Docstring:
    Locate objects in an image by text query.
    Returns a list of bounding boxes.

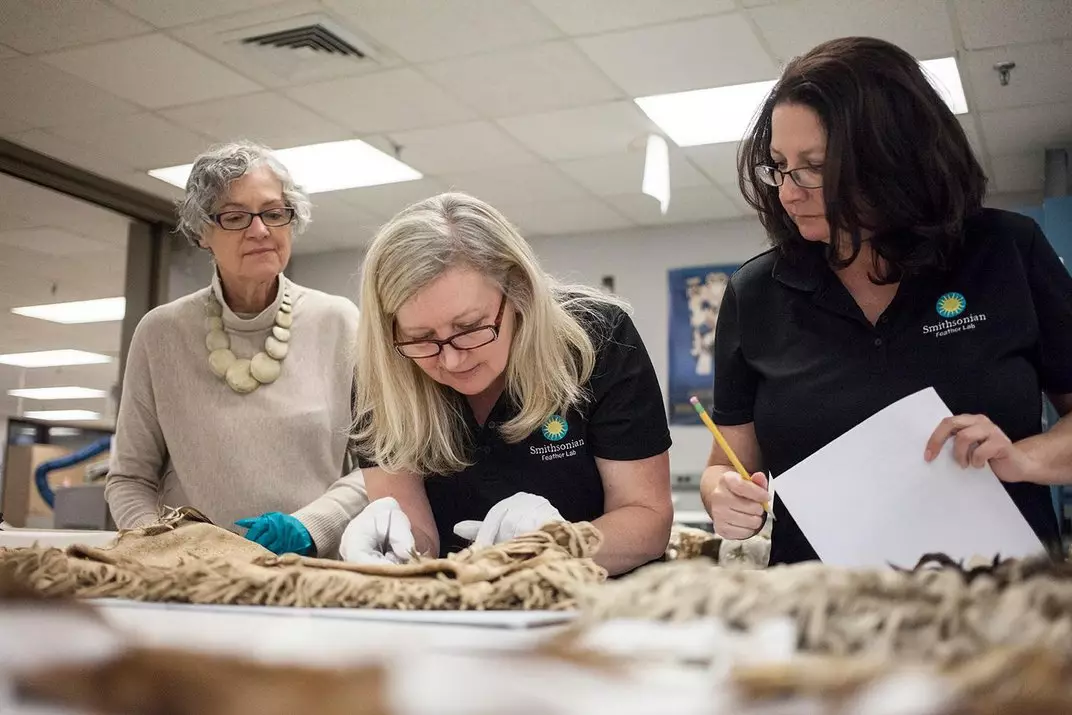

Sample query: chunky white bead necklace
[204,288,294,394]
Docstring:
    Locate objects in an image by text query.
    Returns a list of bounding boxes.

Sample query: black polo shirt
[365,302,672,555]
[713,208,1072,565]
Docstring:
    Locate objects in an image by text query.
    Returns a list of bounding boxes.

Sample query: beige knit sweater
[105,272,368,556]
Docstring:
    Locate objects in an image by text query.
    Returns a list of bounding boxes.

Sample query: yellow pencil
[689,396,772,516]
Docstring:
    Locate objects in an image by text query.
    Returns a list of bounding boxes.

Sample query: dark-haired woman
[700,36,1072,564]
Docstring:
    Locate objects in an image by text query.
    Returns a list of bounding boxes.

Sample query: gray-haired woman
[105,140,368,557]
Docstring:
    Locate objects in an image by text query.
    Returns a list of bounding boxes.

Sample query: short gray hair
[176,140,312,246]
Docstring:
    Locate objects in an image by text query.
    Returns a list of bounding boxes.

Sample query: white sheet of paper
[773,387,1045,569]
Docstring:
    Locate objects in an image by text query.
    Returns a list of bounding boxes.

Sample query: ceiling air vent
[241,23,366,59]
[213,14,387,84]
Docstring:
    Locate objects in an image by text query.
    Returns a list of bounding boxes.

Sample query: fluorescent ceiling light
[0,350,113,368]
[12,297,125,324]
[23,409,101,422]
[635,57,967,148]
[635,80,776,148]
[920,56,968,116]
[642,134,670,215]
[8,386,108,400]
[149,139,423,194]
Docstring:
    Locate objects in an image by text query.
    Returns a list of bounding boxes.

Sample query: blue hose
[34,436,112,508]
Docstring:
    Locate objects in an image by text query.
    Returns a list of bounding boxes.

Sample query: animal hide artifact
[580,552,1072,664]
[0,506,606,610]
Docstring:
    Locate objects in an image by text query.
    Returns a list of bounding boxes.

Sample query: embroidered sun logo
[541,414,569,442]
[936,292,966,319]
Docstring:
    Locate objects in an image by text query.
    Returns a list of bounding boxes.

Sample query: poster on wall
[667,263,740,426]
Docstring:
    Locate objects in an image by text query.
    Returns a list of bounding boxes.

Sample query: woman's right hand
[339,497,416,564]
[700,467,769,540]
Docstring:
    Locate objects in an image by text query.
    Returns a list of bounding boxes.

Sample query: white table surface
[3,599,572,715]
[1,525,577,713]
[95,599,568,661]
[0,526,118,549]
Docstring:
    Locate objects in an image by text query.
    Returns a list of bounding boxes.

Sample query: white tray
[89,598,577,629]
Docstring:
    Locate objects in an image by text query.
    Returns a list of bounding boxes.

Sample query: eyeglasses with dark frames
[393,296,507,359]
[212,207,296,231]
[754,164,824,189]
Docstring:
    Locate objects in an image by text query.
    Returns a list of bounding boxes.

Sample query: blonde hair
[354,192,628,476]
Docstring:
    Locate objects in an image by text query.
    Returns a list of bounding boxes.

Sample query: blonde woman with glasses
[340,193,673,575]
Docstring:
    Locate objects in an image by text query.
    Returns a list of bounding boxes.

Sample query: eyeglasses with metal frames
[754,164,824,189]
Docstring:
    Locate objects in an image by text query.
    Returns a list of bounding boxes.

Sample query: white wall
[286,218,770,476]
[527,219,769,476]
[167,238,214,303]
[288,249,364,303]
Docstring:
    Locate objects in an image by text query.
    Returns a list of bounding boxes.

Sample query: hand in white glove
[339,497,416,565]
[453,492,564,548]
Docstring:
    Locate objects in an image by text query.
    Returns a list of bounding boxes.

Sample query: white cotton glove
[339,497,416,565]
[453,492,564,548]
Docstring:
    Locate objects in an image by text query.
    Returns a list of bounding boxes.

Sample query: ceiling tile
[296,195,385,253]
[336,177,447,219]
[0,57,141,130]
[285,68,476,134]
[0,174,132,247]
[12,128,132,179]
[11,128,185,201]
[0,249,126,306]
[0,0,151,54]
[169,4,401,90]
[606,186,740,225]
[498,101,657,161]
[161,92,351,148]
[957,115,986,162]
[0,44,20,60]
[980,102,1072,155]
[576,14,777,96]
[442,163,589,205]
[955,0,1072,50]
[724,186,755,217]
[0,114,33,136]
[421,41,623,118]
[989,152,1045,194]
[389,121,538,174]
[530,0,735,35]
[44,114,214,170]
[0,227,113,257]
[0,211,36,233]
[96,169,186,202]
[41,34,262,109]
[964,41,1072,112]
[750,0,955,61]
[108,0,288,28]
[323,0,562,63]
[681,142,742,186]
[497,198,633,236]
[557,150,710,196]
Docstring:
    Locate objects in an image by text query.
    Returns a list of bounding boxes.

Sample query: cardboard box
[1,444,109,528]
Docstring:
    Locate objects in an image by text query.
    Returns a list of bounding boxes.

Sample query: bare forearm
[1017,413,1072,485]
[590,505,672,576]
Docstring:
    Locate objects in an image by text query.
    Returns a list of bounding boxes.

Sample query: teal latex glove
[235,512,314,556]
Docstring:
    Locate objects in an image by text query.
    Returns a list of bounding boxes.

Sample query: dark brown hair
[738,37,987,283]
